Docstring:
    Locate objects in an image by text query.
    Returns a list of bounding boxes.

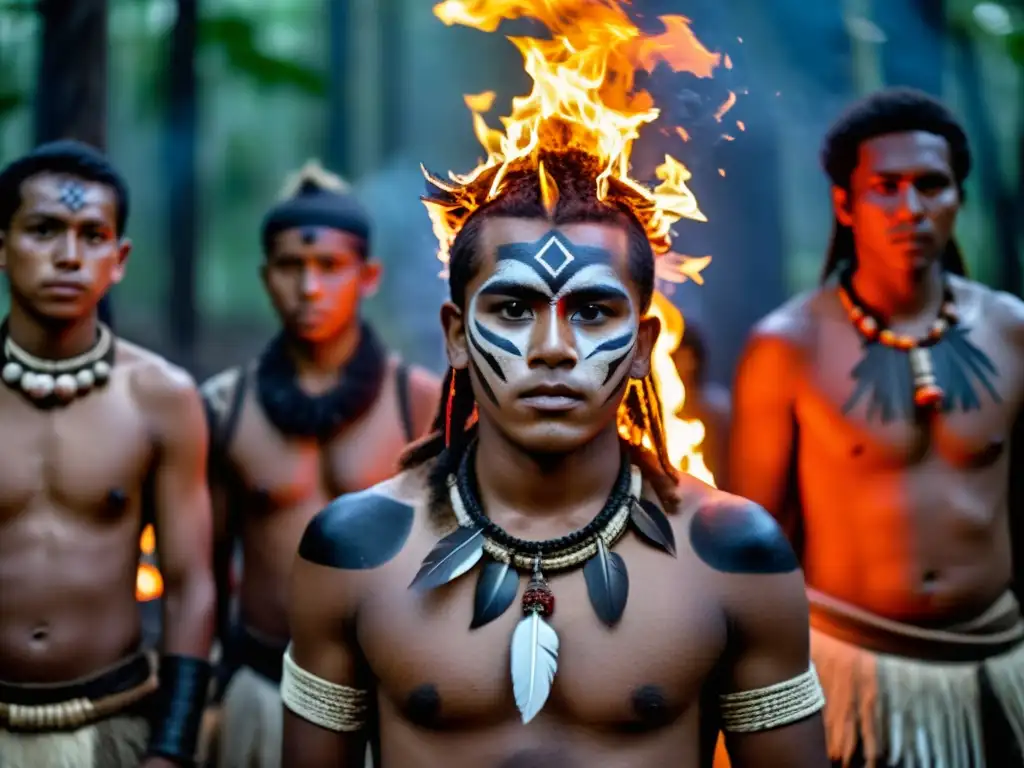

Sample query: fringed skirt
[0,651,156,768]
[810,588,1024,768]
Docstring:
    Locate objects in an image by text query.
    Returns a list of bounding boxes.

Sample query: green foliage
[199,12,326,97]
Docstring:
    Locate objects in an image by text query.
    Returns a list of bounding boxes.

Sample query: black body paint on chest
[58,181,87,212]
[689,501,799,574]
[496,231,613,294]
[298,490,414,569]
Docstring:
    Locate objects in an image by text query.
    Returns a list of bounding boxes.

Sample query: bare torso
[0,341,177,682]
[782,278,1024,622]
[320,470,764,768]
[212,358,434,640]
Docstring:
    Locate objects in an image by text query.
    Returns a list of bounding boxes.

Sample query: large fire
[428,0,720,484]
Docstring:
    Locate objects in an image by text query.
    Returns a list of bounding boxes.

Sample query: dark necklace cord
[456,440,632,555]
[839,267,956,336]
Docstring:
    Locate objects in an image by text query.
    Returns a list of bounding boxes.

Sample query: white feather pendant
[510,611,560,724]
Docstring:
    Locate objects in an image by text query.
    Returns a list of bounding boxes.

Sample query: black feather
[583,539,629,627]
[409,526,484,592]
[471,559,520,629]
[629,499,676,556]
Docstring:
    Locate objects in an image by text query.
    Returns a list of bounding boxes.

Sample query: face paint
[57,181,87,212]
[467,230,637,410]
[300,227,318,245]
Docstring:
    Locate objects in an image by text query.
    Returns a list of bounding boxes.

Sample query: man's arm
[143,364,217,766]
[728,318,804,552]
[283,548,372,767]
[705,501,828,767]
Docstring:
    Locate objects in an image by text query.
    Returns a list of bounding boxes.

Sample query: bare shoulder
[956,276,1024,347]
[403,361,442,400]
[297,463,430,571]
[739,290,822,371]
[674,478,800,577]
[116,339,203,424]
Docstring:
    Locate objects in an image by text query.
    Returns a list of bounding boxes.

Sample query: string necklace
[838,268,1000,423]
[409,442,677,724]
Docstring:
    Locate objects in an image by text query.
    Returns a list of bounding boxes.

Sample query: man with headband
[0,141,215,767]
[731,88,1024,766]
[202,161,440,768]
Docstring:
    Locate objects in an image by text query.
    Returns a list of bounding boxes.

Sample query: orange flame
[427,0,721,484]
[136,524,163,602]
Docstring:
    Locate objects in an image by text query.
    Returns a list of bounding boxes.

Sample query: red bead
[914,384,944,409]
[522,586,555,617]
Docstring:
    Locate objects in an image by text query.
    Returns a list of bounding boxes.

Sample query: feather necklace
[838,269,1001,424]
[408,444,676,724]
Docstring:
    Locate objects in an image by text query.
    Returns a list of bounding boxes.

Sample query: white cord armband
[718,664,825,733]
[281,644,369,732]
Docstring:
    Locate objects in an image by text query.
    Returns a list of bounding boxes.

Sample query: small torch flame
[426,0,723,484]
[136,523,163,602]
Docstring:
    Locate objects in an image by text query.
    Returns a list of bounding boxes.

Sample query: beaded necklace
[408,442,676,724]
[837,268,1000,423]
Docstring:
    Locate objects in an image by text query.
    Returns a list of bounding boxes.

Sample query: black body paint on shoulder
[496,231,613,294]
[689,501,799,574]
[298,490,414,569]
[58,181,87,212]
[403,683,442,728]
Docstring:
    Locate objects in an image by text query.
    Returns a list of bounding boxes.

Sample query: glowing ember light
[427,0,725,485]
[136,524,163,602]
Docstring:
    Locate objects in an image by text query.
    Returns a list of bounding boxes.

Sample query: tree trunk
[34,0,113,326]
[326,0,352,177]
[165,0,199,365]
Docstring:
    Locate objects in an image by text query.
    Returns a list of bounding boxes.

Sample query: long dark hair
[401,153,681,520]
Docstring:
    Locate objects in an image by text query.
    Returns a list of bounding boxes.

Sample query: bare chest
[360,537,726,731]
[799,319,1023,469]
[228,393,408,510]
[0,385,152,523]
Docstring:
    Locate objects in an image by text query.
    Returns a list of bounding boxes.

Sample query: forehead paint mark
[467,324,507,382]
[496,231,615,295]
[585,330,635,360]
[57,181,87,212]
[473,320,521,357]
[300,227,318,245]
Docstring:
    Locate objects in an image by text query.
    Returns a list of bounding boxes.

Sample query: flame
[136,524,163,602]
[427,0,723,484]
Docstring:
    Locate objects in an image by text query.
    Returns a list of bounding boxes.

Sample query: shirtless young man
[201,162,439,767]
[730,88,1024,767]
[280,150,828,768]
[0,140,215,768]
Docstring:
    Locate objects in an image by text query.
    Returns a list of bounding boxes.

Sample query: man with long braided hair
[280,146,828,767]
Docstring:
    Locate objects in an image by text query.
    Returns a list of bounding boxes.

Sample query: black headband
[260,189,371,253]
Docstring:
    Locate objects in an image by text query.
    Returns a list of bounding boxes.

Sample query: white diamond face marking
[534,235,574,278]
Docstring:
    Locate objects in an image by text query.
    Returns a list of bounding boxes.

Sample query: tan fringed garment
[809,588,1024,768]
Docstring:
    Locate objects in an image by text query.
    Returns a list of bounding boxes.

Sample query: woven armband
[281,644,369,733]
[718,664,825,733]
